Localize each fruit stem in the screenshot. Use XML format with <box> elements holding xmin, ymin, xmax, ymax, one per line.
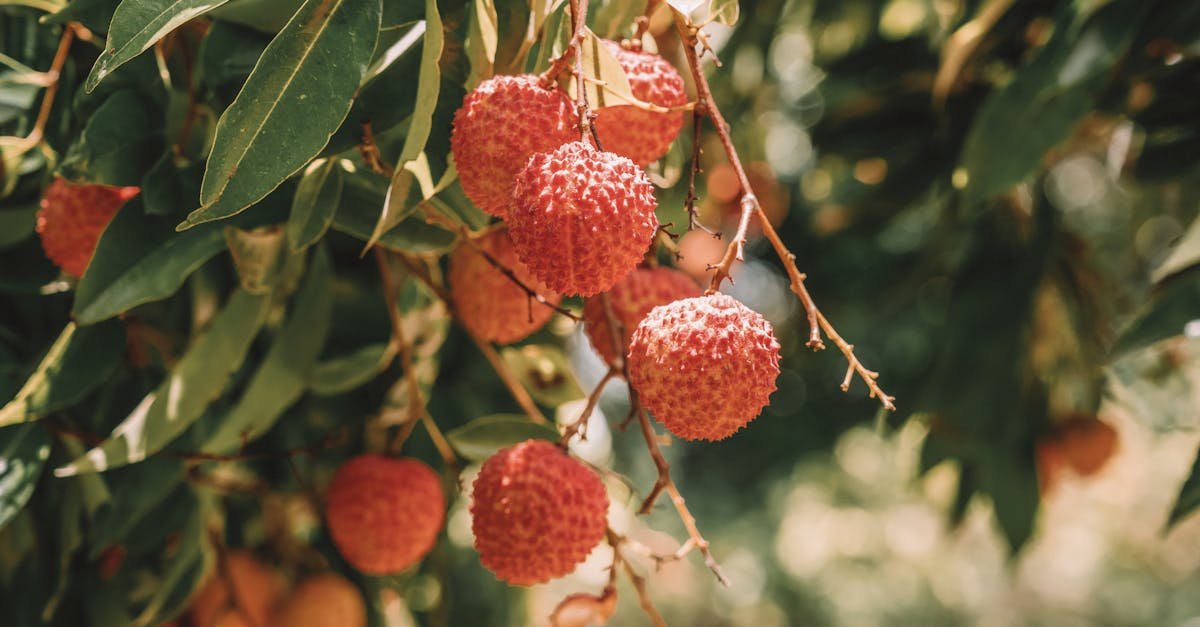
<box><xmin>560</xmin><ymin>367</ymin><xmax>618</xmax><ymax>445</ymax></box>
<box><xmin>606</xmin><ymin>529</ymin><xmax>669</xmax><ymax>627</ymax></box>
<box><xmin>673</xmin><ymin>13</ymin><xmax>897</xmax><ymax>412</ymax></box>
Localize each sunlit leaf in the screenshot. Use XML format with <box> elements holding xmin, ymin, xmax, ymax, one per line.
<box><xmin>0</xmin><ymin>424</ymin><xmax>51</xmax><ymax>530</ymax></box>
<box><xmin>445</xmin><ymin>414</ymin><xmax>559</xmax><ymax>462</ymax></box>
<box><xmin>287</xmin><ymin>157</ymin><xmax>342</xmax><ymax>252</ymax></box>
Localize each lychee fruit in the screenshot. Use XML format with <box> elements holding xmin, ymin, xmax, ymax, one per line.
<box><xmin>269</xmin><ymin>573</ymin><xmax>366</xmax><ymax>627</ymax></box>
<box><xmin>1057</xmin><ymin>416</ymin><xmax>1118</xmax><ymax>476</ymax></box>
<box><xmin>36</xmin><ymin>177</ymin><xmax>139</xmax><ymax>278</ymax></box>
<box><xmin>627</xmin><ymin>294</ymin><xmax>781</xmax><ymax>441</ymax></box>
<box><xmin>450</xmin><ymin>74</ymin><xmax>579</xmax><ymax>217</ymax></box>
<box><xmin>470</xmin><ymin>439</ymin><xmax>608</xmax><ymax>586</ymax></box>
<box><xmin>593</xmin><ymin>40</ymin><xmax>687</xmax><ymax>166</ymax></box>
<box><xmin>187</xmin><ymin>550</ymin><xmax>285</xmax><ymax>627</ymax></box>
<box><xmin>448</xmin><ymin>227</ymin><xmax>563</xmax><ymax>344</ymax></box>
<box><xmin>509</xmin><ymin>141</ymin><xmax>658</xmax><ymax>297</ymax></box>
<box><xmin>583</xmin><ymin>267</ymin><xmax>700</xmax><ymax>366</ymax></box>
<box><xmin>324</xmin><ymin>455</ymin><xmax>445</xmax><ymax>575</ymax></box>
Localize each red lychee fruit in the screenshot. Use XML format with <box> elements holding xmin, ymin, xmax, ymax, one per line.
<box><xmin>448</xmin><ymin>227</ymin><xmax>562</xmax><ymax>344</ymax></box>
<box><xmin>450</xmin><ymin>74</ymin><xmax>579</xmax><ymax>218</ymax></box>
<box><xmin>509</xmin><ymin>141</ymin><xmax>658</xmax><ymax>297</ymax></box>
<box><xmin>470</xmin><ymin>439</ymin><xmax>608</xmax><ymax>586</ymax></box>
<box><xmin>269</xmin><ymin>573</ymin><xmax>366</xmax><ymax>627</ymax></box>
<box><xmin>324</xmin><ymin>455</ymin><xmax>445</xmax><ymax>575</ymax></box>
<box><xmin>627</xmin><ymin>294</ymin><xmax>781</xmax><ymax>441</ymax></box>
<box><xmin>583</xmin><ymin>267</ymin><xmax>700</xmax><ymax>366</ymax></box>
<box><xmin>593</xmin><ymin>41</ymin><xmax>687</xmax><ymax>166</ymax></box>
<box><xmin>1057</xmin><ymin>416</ymin><xmax>1118</xmax><ymax>476</ymax></box>
<box><xmin>36</xmin><ymin>177</ymin><xmax>139</xmax><ymax>278</ymax></box>
<box><xmin>188</xmin><ymin>551</ymin><xmax>285</xmax><ymax>627</ymax></box>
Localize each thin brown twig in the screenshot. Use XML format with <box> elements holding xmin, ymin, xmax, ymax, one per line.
<box><xmin>684</xmin><ymin>109</ymin><xmax>717</xmax><ymax>235</ymax></box>
<box><xmin>560</xmin><ymin>367</ymin><xmax>618</xmax><ymax>444</ymax></box>
<box><xmin>607</xmin><ymin>529</ymin><xmax>668</xmax><ymax>627</ymax></box>
<box><xmin>673</xmin><ymin>14</ymin><xmax>896</xmax><ymax>411</ymax></box>
<box><xmin>359</xmin><ymin>121</ymin><xmax>395</xmax><ymax>178</ymax></box>
<box><xmin>538</xmin><ymin>0</ymin><xmax>590</xmax><ymax>88</ymax></box>
<box><xmin>461</xmin><ymin>227</ymin><xmax>580</xmax><ymax>321</ymax></box>
<box><xmin>420</xmin><ymin>411</ymin><xmax>460</xmax><ymax>476</ymax></box>
<box><xmin>13</xmin><ymin>24</ymin><xmax>75</xmax><ymax>152</ymax></box>
<box><xmin>375</xmin><ymin>248</ymin><xmax>429</xmax><ymax>456</ymax></box>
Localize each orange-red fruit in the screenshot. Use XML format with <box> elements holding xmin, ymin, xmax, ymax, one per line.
<box><xmin>509</xmin><ymin>141</ymin><xmax>658</xmax><ymax>297</ymax></box>
<box><xmin>269</xmin><ymin>573</ymin><xmax>366</xmax><ymax>627</ymax></box>
<box><xmin>188</xmin><ymin>551</ymin><xmax>285</xmax><ymax>627</ymax></box>
<box><xmin>583</xmin><ymin>267</ymin><xmax>700</xmax><ymax>366</ymax></box>
<box><xmin>594</xmin><ymin>41</ymin><xmax>687</xmax><ymax>166</ymax></box>
<box><xmin>325</xmin><ymin>455</ymin><xmax>445</xmax><ymax>575</ymax></box>
<box><xmin>36</xmin><ymin>178</ymin><xmax>139</xmax><ymax>278</ymax></box>
<box><xmin>627</xmin><ymin>294</ymin><xmax>781</xmax><ymax>441</ymax></box>
<box><xmin>1057</xmin><ymin>417</ymin><xmax>1118</xmax><ymax>476</ymax></box>
<box><xmin>450</xmin><ymin>74</ymin><xmax>578</xmax><ymax>217</ymax></box>
<box><xmin>471</xmin><ymin>439</ymin><xmax>608</xmax><ymax>586</ymax></box>
<box><xmin>448</xmin><ymin>228</ymin><xmax>562</xmax><ymax>344</ymax></box>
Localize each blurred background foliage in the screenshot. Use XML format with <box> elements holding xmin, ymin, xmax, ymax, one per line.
<box><xmin>0</xmin><ymin>0</ymin><xmax>1199</xmax><ymax>625</ymax></box>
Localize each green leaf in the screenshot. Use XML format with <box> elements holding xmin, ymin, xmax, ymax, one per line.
<box><xmin>141</xmin><ymin>152</ymin><xmax>203</xmax><ymax>217</ymax></box>
<box><xmin>0</xmin><ymin>205</ymin><xmax>38</xmax><ymax>250</ymax></box>
<box><xmin>466</xmin><ymin>0</ymin><xmax>497</xmax><ymax>85</ymax></box>
<box><xmin>333</xmin><ymin>172</ymin><xmax>458</xmax><ymax>252</ymax></box>
<box><xmin>1153</xmin><ymin>214</ymin><xmax>1200</xmax><ymax>284</ymax></box>
<box><xmin>1168</xmin><ymin>445</ymin><xmax>1200</xmax><ymax>529</ymax></box>
<box><xmin>208</xmin><ymin>0</ymin><xmax>304</xmax><ymax>33</ymax></box>
<box><xmin>980</xmin><ymin>450</ymin><xmax>1039</xmax><ymax>551</ymax></box>
<box><xmin>309</xmin><ymin>342</ymin><xmax>394</xmax><ymax>396</ymax></box>
<box><xmin>74</xmin><ymin>198</ymin><xmax>227</xmax><ymax>325</ymax></box>
<box><xmin>84</xmin><ymin>0</ymin><xmax>235</xmax><ymax>92</ymax></box>
<box><xmin>960</xmin><ymin>0</ymin><xmax>1149</xmax><ymax>204</ymax></box>
<box><xmin>86</xmin><ymin>458</ymin><xmax>184</xmax><ymax>556</ymax></box>
<box><xmin>501</xmin><ymin>344</ymin><xmax>584</xmax><ymax>407</ymax></box>
<box><xmin>131</xmin><ymin>491</ymin><xmax>207</xmax><ymax>627</ymax></box>
<box><xmin>59</xmin><ymin>90</ymin><xmax>162</xmax><ymax>186</ymax></box>
<box><xmin>0</xmin><ymin>424</ymin><xmax>51</xmax><ymax>530</ymax></box>
<box><xmin>182</xmin><ymin>0</ymin><xmax>382</xmax><ymax>228</ymax></box>
<box><xmin>445</xmin><ymin>414</ymin><xmax>559</xmax><ymax>462</ymax></box>
<box><xmin>223</xmin><ymin>225</ymin><xmax>286</xmax><ymax>294</ymax></box>
<box><xmin>366</xmin><ymin>0</ymin><xmax>442</xmax><ymax>250</ymax></box>
<box><xmin>56</xmin><ymin>289</ymin><xmax>271</xmax><ymax>476</ymax></box>
<box><xmin>1112</xmin><ymin>266</ymin><xmax>1200</xmax><ymax>356</ymax></box>
<box><xmin>200</xmin><ymin>246</ymin><xmax>333</xmax><ymax>452</ymax></box>
<box><xmin>197</xmin><ymin>20</ymin><xmax>270</xmax><ymax>90</ymax></box>
<box><xmin>287</xmin><ymin>157</ymin><xmax>342</xmax><ymax>252</ymax></box>
<box><xmin>0</xmin><ymin>321</ymin><xmax>127</xmax><ymax>427</ymax></box>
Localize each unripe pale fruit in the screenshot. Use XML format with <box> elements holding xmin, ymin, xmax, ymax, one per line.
<box><xmin>583</xmin><ymin>267</ymin><xmax>700</xmax><ymax>366</ymax></box>
<box><xmin>448</xmin><ymin>228</ymin><xmax>562</xmax><ymax>344</ymax></box>
<box><xmin>36</xmin><ymin>178</ymin><xmax>139</xmax><ymax>278</ymax></box>
<box><xmin>509</xmin><ymin>141</ymin><xmax>658</xmax><ymax>297</ymax></box>
<box><xmin>470</xmin><ymin>439</ymin><xmax>608</xmax><ymax>586</ymax></box>
<box><xmin>593</xmin><ymin>41</ymin><xmax>687</xmax><ymax>166</ymax></box>
<box><xmin>627</xmin><ymin>294</ymin><xmax>781</xmax><ymax>441</ymax></box>
<box><xmin>269</xmin><ymin>573</ymin><xmax>366</xmax><ymax>627</ymax></box>
<box><xmin>325</xmin><ymin>455</ymin><xmax>445</xmax><ymax>575</ymax></box>
<box><xmin>187</xmin><ymin>551</ymin><xmax>285</xmax><ymax>627</ymax></box>
<box><xmin>450</xmin><ymin>74</ymin><xmax>578</xmax><ymax>217</ymax></box>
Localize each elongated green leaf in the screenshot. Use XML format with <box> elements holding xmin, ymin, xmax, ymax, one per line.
<box><xmin>182</xmin><ymin>0</ymin><xmax>382</xmax><ymax>228</ymax></box>
<box><xmin>287</xmin><ymin>157</ymin><xmax>342</xmax><ymax>251</ymax></box>
<box><xmin>0</xmin><ymin>206</ymin><xmax>37</xmax><ymax>249</ymax></box>
<box><xmin>59</xmin><ymin>90</ymin><xmax>162</xmax><ymax>186</ymax></box>
<box><xmin>86</xmin><ymin>458</ymin><xmax>184</xmax><ymax>556</ymax></box>
<box><xmin>201</xmin><ymin>247</ymin><xmax>332</xmax><ymax>452</ymax></box>
<box><xmin>223</xmin><ymin>225</ymin><xmax>286</xmax><ymax>294</ymax></box>
<box><xmin>309</xmin><ymin>342</ymin><xmax>394</xmax><ymax>395</ymax></box>
<box><xmin>1112</xmin><ymin>267</ymin><xmax>1200</xmax><ymax>356</ymax></box>
<box><xmin>0</xmin><ymin>321</ymin><xmax>126</xmax><ymax>427</ymax></box>
<box><xmin>85</xmin><ymin>0</ymin><xmax>234</xmax><ymax>92</ymax></box>
<box><xmin>74</xmin><ymin>198</ymin><xmax>226</xmax><ymax>324</ymax></box>
<box><xmin>446</xmin><ymin>414</ymin><xmax>559</xmax><ymax>462</ymax></box>
<box><xmin>56</xmin><ymin>289</ymin><xmax>271</xmax><ymax>476</ymax></box>
<box><xmin>365</xmin><ymin>0</ymin><xmax>442</xmax><ymax>250</ymax></box>
<box><xmin>466</xmin><ymin>0</ymin><xmax>497</xmax><ymax>85</ymax></box>
<box><xmin>333</xmin><ymin>173</ymin><xmax>458</xmax><ymax>252</ymax></box>
<box><xmin>961</xmin><ymin>0</ymin><xmax>1149</xmax><ymax>204</ymax></box>
<box><xmin>1168</xmin><ymin>445</ymin><xmax>1200</xmax><ymax>529</ymax></box>
<box><xmin>0</xmin><ymin>424</ymin><xmax>51</xmax><ymax>530</ymax></box>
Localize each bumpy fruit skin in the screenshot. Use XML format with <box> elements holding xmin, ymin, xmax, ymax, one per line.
<box><xmin>583</xmin><ymin>267</ymin><xmax>700</xmax><ymax>366</ymax></box>
<box><xmin>470</xmin><ymin>439</ymin><xmax>608</xmax><ymax>586</ymax></box>
<box><xmin>269</xmin><ymin>573</ymin><xmax>366</xmax><ymax>627</ymax></box>
<box><xmin>450</xmin><ymin>74</ymin><xmax>578</xmax><ymax>217</ymax></box>
<box><xmin>627</xmin><ymin>294</ymin><xmax>781</xmax><ymax>441</ymax></box>
<box><xmin>36</xmin><ymin>178</ymin><xmax>139</xmax><ymax>278</ymax></box>
<box><xmin>509</xmin><ymin>141</ymin><xmax>658</xmax><ymax>297</ymax></box>
<box><xmin>188</xmin><ymin>551</ymin><xmax>285</xmax><ymax>627</ymax></box>
<box><xmin>593</xmin><ymin>41</ymin><xmax>687</xmax><ymax>166</ymax></box>
<box><xmin>325</xmin><ymin>455</ymin><xmax>445</xmax><ymax>575</ymax></box>
<box><xmin>448</xmin><ymin>228</ymin><xmax>562</xmax><ymax>344</ymax></box>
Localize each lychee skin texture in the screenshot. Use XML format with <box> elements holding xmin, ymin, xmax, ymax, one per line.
<box><xmin>450</xmin><ymin>74</ymin><xmax>578</xmax><ymax>218</ymax></box>
<box><xmin>509</xmin><ymin>141</ymin><xmax>658</xmax><ymax>297</ymax></box>
<box><xmin>36</xmin><ymin>178</ymin><xmax>139</xmax><ymax>278</ymax></box>
<box><xmin>188</xmin><ymin>551</ymin><xmax>285</xmax><ymax>627</ymax></box>
<box><xmin>583</xmin><ymin>267</ymin><xmax>700</xmax><ymax>366</ymax></box>
<box><xmin>593</xmin><ymin>41</ymin><xmax>687</xmax><ymax>166</ymax></box>
<box><xmin>325</xmin><ymin>455</ymin><xmax>445</xmax><ymax>575</ymax></box>
<box><xmin>627</xmin><ymin>294</ymin><xmax>781</xmax><ymax>441</ymax></box>
<box><xmin>269</xmin><ymin>573</ymin><xmax>366</xmax><ymax>627</ymax></box>
<box><xmin>448</xmin><ymin>228</ymin><xmax>562</xmax><ymax>344</ymax></box>
<box><xmin>470</xmin><ymin>439</ymin><xmax>608</xmax><ymax>586</ymax></box>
